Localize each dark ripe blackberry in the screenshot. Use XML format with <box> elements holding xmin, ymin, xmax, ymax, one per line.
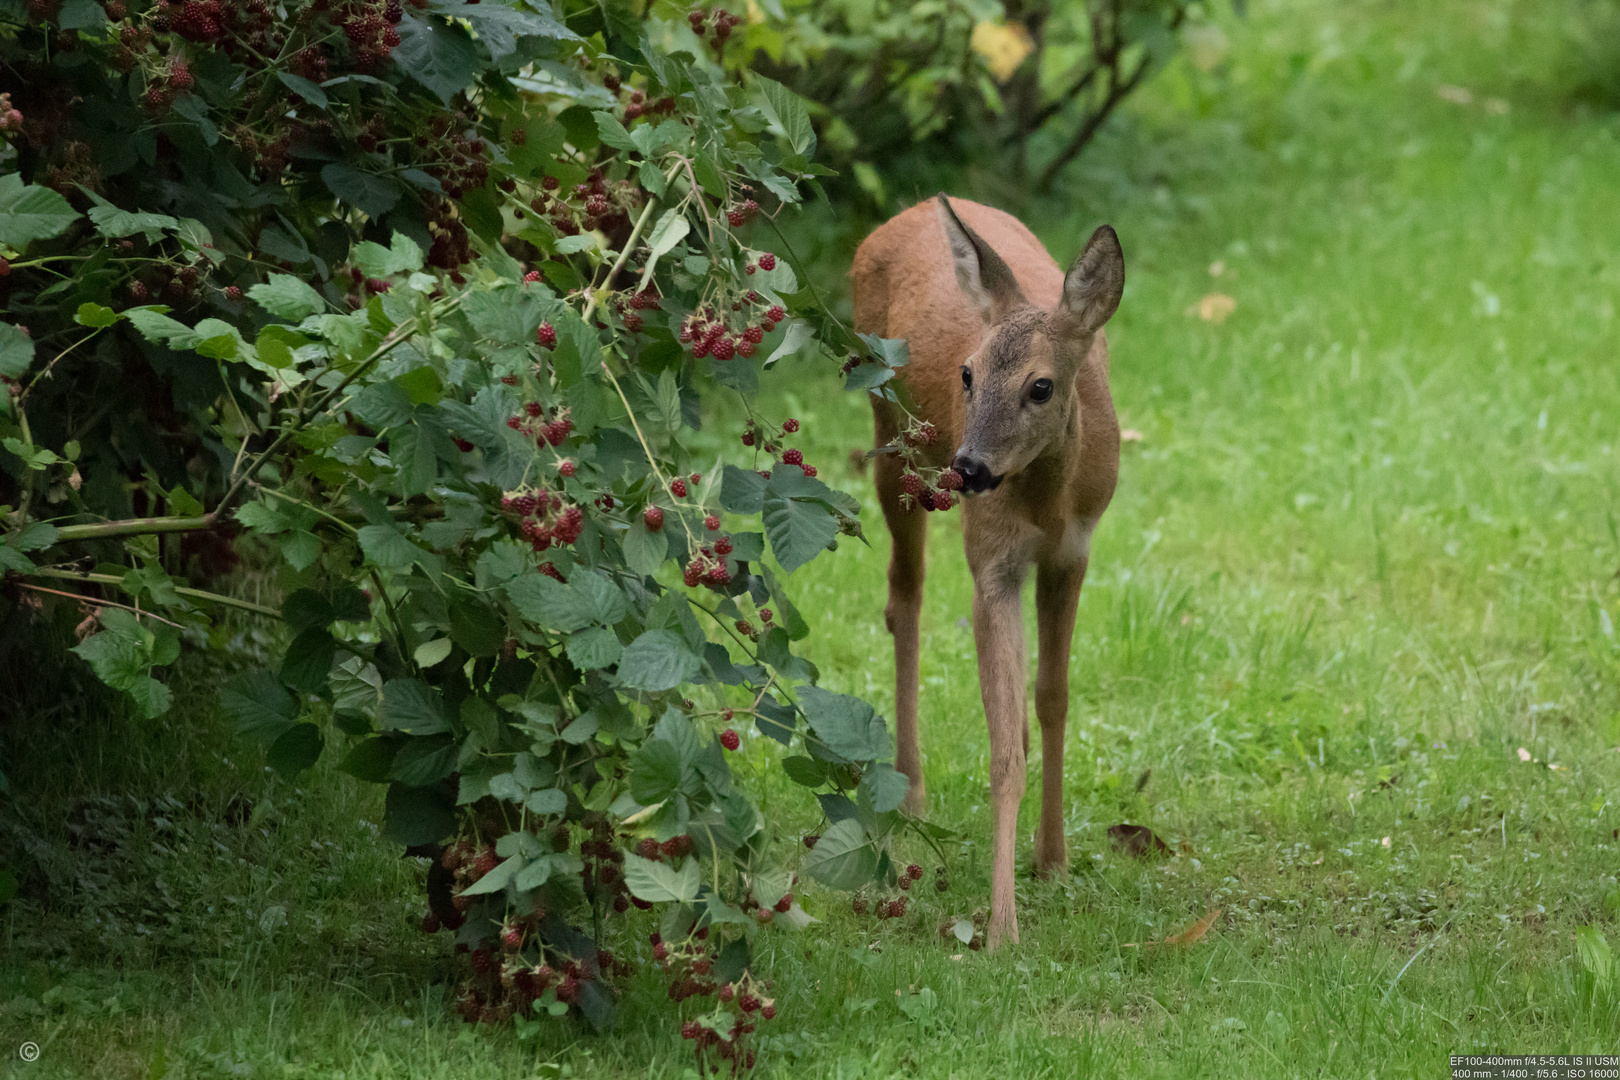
<box><xmin>384</xmin><ymin>0</ymin><xmax>401</xmax><ymax>19</ymax></box>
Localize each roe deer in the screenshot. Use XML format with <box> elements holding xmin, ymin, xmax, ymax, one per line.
<box><xmin>852</xmin><ymin>195</ymin><xmax>1124</xmax><ymax>947</ymax></box>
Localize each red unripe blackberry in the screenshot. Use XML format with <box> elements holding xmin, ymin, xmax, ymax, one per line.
<box><xmin>474</xmin><ymin>849</ymin><xmax>498</xmax><ymax>877</ymax></box>
<box><xmin>781</xmin><ymin>418</ymin><xmax>799</xmax><ymax>433</ymax></box>
<box><xmin>851</xmin><ymin>895</ymin><xmax>867</xmax><ymax>914</ymax></box>
<box><xmin>759</xmin><ymin>608</ymin><xmax>774</xmax><ymax>623</ymax></box>
<box><xmin>168</xmin><ymin>59</ymin><xmax>193</xmax><ymax>89</ymax></box>
<box><xmin>782</xmin><ymin>448</ymin><xmax>803</xmax><ymax>466</ymax></box>
<box><xmin>727</xmin><ymin>209</ymin><xmax>745</xmax><ymax>227</ymax></box>
<box><xmin>904</xmin><ymin>474</ymin><xmax>927</xmax><ymax>497</ymax></box>
<box><xmin>740</xmin><ymin>992</ymin><xmax>762</xmax><ymax>1012</ymax></box>
<box><xmin>556</xmin><ymin>976</ymin><xmax>578</xmax><ymax>1003</ymax></box>
<box><xmin>720</xmin><ymin>728</ymin><xmax>740</xmax><ymax>751</ymax></box>
<box><xmin>766</xmin><ymin>304</ymin><xmax>785</xmax><ymax>323</ymax></box>
<box><xmin>774</xmin><ymin>893</ymin><xmax>793</xmax><ymax>913</ymax></box>
<box><xmin>502</xmin><ymin>925</ymin><xmax>523</xmax><ymax>950</ymax></box>
<box><xmin>692</xmin><ymin>472</ymin><xmax>702</xmax><ymax>485</ymax></box>
<box><xmin>653</xmin><ymin>941</ymin><xmax>670</xmax><ymax>962</ymax></box>
<box><xmin>471</xmin><ymin>948</ymin><xmax>494</xmax><ymax>974</ymax></box>
<box><xmin>757</xmin><ymin>253</ymin><xmax>776</xmax><ymax>271</ymax></box>
<box><xmin>892</xmin><ymin>896</ymin><xmax>908</xmax><ymax>916</ymax></box>
<box><xmin>741</xmin><ymin>430</ymin><xmax>755</xmax><ymax>446</ymax></box>
<box><xmin>907</xmin><ymin>863</ymin><xmax>923</xmax><ymax>880</ymax></box>
<box><xmin>704</xmin><ymin>514</ymin><xmax>721</xmax><ymax>531</ymax></box>
<box><xmin>711</xmin><ymin>336</ymin><xmax>735</xmax><ymax>361</ymax></box>
<box><xmin>737</xmin><ymin>340</ymin><xmax>756</xmax><ymax>358</ymax></box>
<box><xmin>537</xmin><ymin>322</ymin><xmax>556</xmax><ymax>348</ymax></box>
<box><xmin>714</xmin><ymin>537</ymin><xmax>733</xmax><ymax>555</ymax></box>
<box><xmin>637</xmin><ymin>837</ymin><xmax>660</xmax><ymax>859</ymax></box>
<box><xmin>623</xmin><ymin>312</ymin><xmax>642</xmax><ymax>333</ymax></box>
<box><xmin>683</xmin><ymin>561</ymin><xmax>702</xmax><ymax>588</ymax></box>
<box><xmin>441</xmin><ymin>846</ymin><xmax>464</xmax><ymax>871</ymax></box>
<box><xmin>506</xmin><ymin>416</ymin><xmax>521</xmax><ymax>430</ymax></box>
<box><xmin>558</xmin><ymin>460</ymin><xmax>575</xmax><ymax>478</ymax></box>
<box><xmin>670</xmin><ymin>477</ymin><xmax>688</xmax><ymax>497</ymax></box>
<box><xmin>224</xmin><ymin>285</ymin><xmax>242</xmax><ymax>300</ymax></box>
<box><xmin>803</xmin><ymin>833</ymin><xmax>819</xmax><ymax>849</ymax></box>
<box><xmin>365</xmin><ymin>277</ymin><xmax>389</xmax><ymax>294</ymax></box>
<box><xmin>718</xmin><ymin>983</ymin><xmax>735</xmax><ymax>1002</ymax></box>
<box><xmin>735</xmin><ymin>619</ymin><xmax>753</xmax><ymax>635</ymax></box>
<box><xmin>524</xmin><ymin>270</ymin><xmax>541</xmax><ymax>282</ymax></box>
<box><xmin>940</xmin><ymin>468</ymin><xmax>964</xmax><ymax>491</ymax></box>
<box><xmin>803</xmin><ymin>464</ymin><xmax>817</xmax><ymax>477</ymax></box>
<box><xmin>762</xmin><ymin>1002</ymin><xmax>777</xmax><ymax>1020</ymax></box>
<box><xmin>524</xmin><ymin>401</ymin><xmax>544</xmax><ymax>418</ymax></box>
<box><xmin>421</xmin><ymin>913</ymin><xmax>440</xmax><ymax>933</ymax></box>
<box><xmin>754</xmin><ymin>907</ymin><xmax>773</xmax><ymax>924</ymax></box>
<box><xmin>706</xmin><ymin>563</ymin><xmax>731</xmax><ymax>585</ymax></box>
<box><xmin>644</xmin><ymin>506</ymin><xmax>664</xmax><ymax>531</ymax></box>
<box><xmin>745</xmin><ymin>263</ymin><xmax>756</xmax><ymax>275</ymax></box>
<box><xmin>681</xmin><ymin>1020</ymin><xmax>699</xmax><ymax>1040</ymax></box>
<box><xmin>899</xmin><ymin>876</ymin><xmax>912</xmax><ymax>891</ymax></box>
<box><xmin>934</xmin><ymin>491</ymin><xmax>954</xmax><ymax>510</ymax></box>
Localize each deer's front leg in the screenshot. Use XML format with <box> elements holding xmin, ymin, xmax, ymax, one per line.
<box><xmin>972</xmin><ymin>570</ymin><xmax>1028</xmax><ymax>949</ymax></box>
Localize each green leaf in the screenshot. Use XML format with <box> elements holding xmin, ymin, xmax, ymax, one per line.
<box><xmin>568</xmin><ymin>626</ymin><xmax>622</xmax><ymax>670</ymax></box>
<box><xmin>800</xmin><ymin>685</ymin><xmax>891</xmax><ymax>762</ymax></box>
<box><xmin>249</xmin><ymin>274</ymin><xmax>327</xmax><ymax>321</ymax></box>
<box><xmin>753</xmin><ymin>73</ymin><xmax>816</xmax><ymax>158</ymax></box>
<box><xmin>637</xmin><ymin>209</ymin><xmax>690</xmax><ymax>291</ymax></box>
<box><xmin>393</xmin><ymin>13</ymin><xmax>481</xmax><ymax>103</ymax></box>
<box><xmin>277</xmin><ymin>71</ymin><xmax>328</xmax><ymax>108</ymax></box>
<box><xmin>622</xmin><ymin>519</ymin><xmax>668</xmax><ymax>577</ymax></box>
<box><xmin>594</xmin><ymin>111</ymin><xmax>637</xmax><ymax>151</ymax></box>
<box><xmin>449</xmin><ymin>599</ymin><xmax>504</xmax><ymax>658</ymax></box>
<box><xmin>267</xmin><ymin>723</ymin><xmax>324</xmax><ymax>778</ymax></box>
<box><xmin>721</xmin><ymin>465</ymin><xmax>766</xmax><ymax>515</ymax></box>
<box><xmin>353</xmin><ymin>232</ymin><xmax>424</xmax><ymax>278</ymax></box>
<box><xmin>74</xmin><ymin>302</ymin><xmax>120</xmax><ymax>329</ymax></box>
<box><xmin>4</xmin><ymin>521</ymin><xmax>59</xmax><ymax>552</ymax></box>
<box><xmin>628</xmin><ymin>738</ymin><xmax>683</xmax><ymax>803</ymax></box>
<box><xmin>281</xmin><ymin>588</ymin><xmax>335</xmax><ymax>632</ymax></box>
<box><xmin>358</xmin><ymin>523</ymin><xmax>420</xmax><ymax>568</ymax></box>
<box><xmin>280</xmin><ymin>626</ymin><xmax>335</xmax><ymax>692</ymax></box>
<box><xmin>622</xmin><ymin>853</ymin><xmax>701</xmax><ymax>903</ymax></box>
<box><xmin>84</xmin><ymin>195</ymin><xmax>178</xmax><ymax>242</ymax></box>
<box><xmin>321</xmin><ymin>163</ymin><xmax>402</xmax><ymax>219</ymax></box>
<box><xmin>0</xmin><ymin>322</ymin><xmax>35</xmax><ymax>379</ymax></box>
<box><xmin>388</xmin><ymin>735</ymin><xmax>458</xmax><ymax>785</ymax></box>
<box><xmin>504</xmin><ymin>572</ymin><xmax>595</xmax><ymax>633</ymax></box>
<box><xmin>0</xmin><ymin>173</ymin><xmax>81</xmax><ymax>248</ymax></box>
<box><xmin>1577</xmin><ymin>925</ymin><xmax>1614</xmax><ymax>992</ymax></box>
<box><xmin>58</xmin><ymin>0</ymin><xmax>107</xmax><ymax>30</ymax></box>
<box><xmin>781</xmin><ymin>755</ymin><xmax>830</xmax><ymax>787</ymax></box>
<box><xmin>525</xmin><ymin>787</ymin><xmax>567</xmax><ymax>816</ymax></box>
<box><xmin>800</xmin><ymin>817</ymin><xmax>879</xmax><ymax>891</ymax></box>
<box><xmin>220</xmin><ymin>670</ymin><xmax>299</xmax><ymax>740</ymax></box>
<box><xmin>461</xmin><ymin>855</ymin><xmax>524</xmax><ymax>897</ymax></box>
<box><xmin>765</xmin><ymin>318</ymin><xmax>814</xmax><ymax>367</ymax></box>
<box><xmin>339</xmin><ymin>736</ymin><xmax>401</xmax><ymax>782</ymax></box>
<box><xmin>383</xmin><ymin>784</ymin><xmax>455</xmax><ymax>845</ymax></box>
<box><xmin>380</xmin><ymin>678</ymin><xmax>453</xmax><ymax>735</ymax></box>
<box><xmin>617</xmin><ymin>630</ymin><xmax>701</xmax><ymax>692</ymax></box>
<box><xmin>763</xmin><ymin>474</ymin><xmax>839</xmax><ymax>573</ymax></box>
<box><xmin>858</xmin><ymin>763</ymin><xmax>911</xmax><ymax>813</ymax></box>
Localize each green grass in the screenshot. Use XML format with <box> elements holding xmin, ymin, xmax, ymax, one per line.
<box><xmin>6</xmin><ymin>1</ymin><xmax>1620</xmax><ymax>1076</ymax></box>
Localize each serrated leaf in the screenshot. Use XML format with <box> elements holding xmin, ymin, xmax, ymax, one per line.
<box><xmin>220</xmin><ymin>670</ymin><xmax>299</xmax><ymax>740</ymax></box>
<box><xmin>353</xmin><ymin>232</ymin><xmax>424</xmax><ymax>277</ymax></box>
<box><xmin>800</xmin><ymin>685</ymin><xmax>891</xmax><ymax>762</ymax></box>
<box><xmin>622</xmin><ymin>852</ymin><xmax>700</xmax><ymax>903</ymax></box>
<box><xmin>460</xmin><ymin>854</ymin><xmax>523</xmax><ymax>896</ymax></box>
<box><xmin>277</xmin><ymin>71</ymin><xmax>328</xmax><ymax>108</ymax></box>
<box><xmin>393</xmin><ymin>13</ymin><xmax>480</xmax><ymax>103</ymax></box>
<box><xmin>380</xmin><ymin>678</ymin><xmax>452</xmax><ymax>734</ymax></box>
<box><xmin>858</xmin><ymin>763</ymin><xmax>911</xmax><ymax>813</ymax></box>
<box><xmin>637</xmin><ymin>208</ymin><xmax>690</xmax><ymax>291</ymax></box>
<box><xmin>267</xmin><ymin>722</ymin><xmax>324</xmax><ymax>778</ymax></box>
<box><xmin>622</xmin><ymin>519</ymin><xmax>668</xmax><ymax>576</ymax></box>
<box><xmin>753</xmin><ymin>73</ymin><xmax>816</xmax><ymax>158</ymax></box>
<box><xmin>249</xmin><ymin>274</ymin><xmax>327</xmax><ymax>321</ymax></box>
<box><xmin>0</xmin><ymin>322</ymin><xmax>35</xmax><ymax>379</ymax></box>
<box><xmin>321</xmin><ymin>163</ymin><xmax>402</xmax><ymax>219</ymax></box>
<box><xmin>74</xmin><ymin>302</ymin><xmax>120</xmax><ymax>328</ymax></box>
<box><xmin>358</xmin><ymin>523</ymin><xmax>420</xmax><ymax>568</ymax></box>
<box><xmin>765</xmin><ymin>318</ymin><xmax>814</xmax><ymax>367</ymax></box>
<box><xmin>801</xmin><ymin>817</ymin><xmax>879</xmax><ymax>891</ymax></box>
<box><xmin>617</xmin><ymin>629</ymin><xmax>701</xmax><ymax>692</ymax></box>
<box><xmin>763</xmin><ymin>479</ymin><xmax>839</xmax><ymax>573</ymax></box>
<box><xmin>567</xmin><ymin>626</ymin><xmax>622</xmax><ymax>670</ymax></box>
<box><xmin>0</xmin><ymin>173</ymin><xmax>81</xmax><ymax>249</ymax></box>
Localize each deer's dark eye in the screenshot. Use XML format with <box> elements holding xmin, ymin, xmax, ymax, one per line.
<box><xmin>961</xmin><ymin>366</ymin><xmax>973</xmax><ymax>392</ymax></box>
<box><xmin>1030</xmin><ymin>378</ymin><xmax>1054</xmax><ymax>403</ymax></box>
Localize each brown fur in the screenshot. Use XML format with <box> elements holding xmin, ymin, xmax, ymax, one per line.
<box><xmin>852</xmin><ymin>196</ymin><xmax>1123</xmax><ymax>948</ymax></box>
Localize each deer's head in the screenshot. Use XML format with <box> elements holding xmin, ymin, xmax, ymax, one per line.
<box><xmin>935</xmin><ymin>195</ymin><xmax>1124</xmax><ymax>493</ymax></box>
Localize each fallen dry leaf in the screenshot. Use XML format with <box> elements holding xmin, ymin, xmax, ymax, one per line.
<box><xmin>1162</xmin><ymin>907</ymin><xmax>1221</xmax><ymax>946</ymax></box>
<box><xmin>1191</xmin><ymin>293</ymin><xmax>1236</xmax><ymax>323</ymax></box>
<box><xmin>1108</xmin><ymin>823</ymin><xmax>1171</xmax><ymax>859</ymax></box>
<box><xmin>970</xmin><ymin>20</ymin><xmax>1034</xmax><ymax>83</ymax></box>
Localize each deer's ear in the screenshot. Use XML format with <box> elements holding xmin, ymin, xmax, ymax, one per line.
<box><xmin>1058</xmin><ymin>225</ymin><xmax>1125</xmax><ymax>336</ymax></box>
<box><xmin>935</xmin><ymin>194</ymin><xmax>1026</xmax><ymax>322</ymax></box>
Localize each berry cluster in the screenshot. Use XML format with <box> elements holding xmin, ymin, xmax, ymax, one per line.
<box><xmin>500</xmin><ymin>487</ymin><xmax>583</xmax><ymax>553</ymax></box>
<box><xmin>682</xmin><ymin>543</ymin><xmax>733</xmax><ymax>589</ymax></box>
<box><xmin>655</xmin><ymin>926</ymin><xmax>778</xmax><ymax>1073</ymax></box>
<box><xmin>419</xmin><ymin>120</ymin><xmax>488</xmax><ymax>200</ymax></box>
<box><xmin>899</xmin><ymin>466</ymin><xmax>961</xmax><ymax>513</ymax></box>
<box><xmin>0</xmin><ymin>93</ymin><xmax>24</xmax><ymax>134</ymax></box>
<box><xmin>937</xmin><ymin>908</ymin><xmax>987</xmax><ymax>952</ymax></box>
<box><xmin>527</xmin><ymin>167</ymin><xmax>636</xmax><ymax>239</ymax></box>
<box><xmin>679</xmin><ymin>297</ymin><xmax>782</xmax><ymax>361</ymax></box>
<box><xmin>686</xmin><ymin>6</ymin><xmax>743</xmax><ymax>54</ymax></box>
<box><xmin>503</xmin><ymin>403</ymin><xmax>574</xmax><ymax>447</ymax></box>
<box><xmin>580</xmin><ymin>833</ymin><xmax>635</xmax><ymax>914</ymax></box>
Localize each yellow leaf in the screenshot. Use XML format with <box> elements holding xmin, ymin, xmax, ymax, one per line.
<box><xmin>970</xmin><ymin>21</ymin><xmax>1034</xmax><ymax>84</ymax></box>
<box><xmin>1191</xmin><ymin>293</ymin><xmax>1237</xmax><ymax>323</ymax></box>
<box><xmin>1162</xmin><ymin>907</ymin><xmax>1221</xmax><ymax>946</ymax></box>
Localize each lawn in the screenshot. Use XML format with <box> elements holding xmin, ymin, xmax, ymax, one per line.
<box><xmin>4</xmin><ymin>0</ymin><xmax>1620</xmax><ymax>1076</ymax></box>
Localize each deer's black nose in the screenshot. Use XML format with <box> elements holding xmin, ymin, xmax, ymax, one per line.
<box><xmin>951</xmin><ymin>453</ymin><xmax>1000</xmax><ymax>493</ymax></box>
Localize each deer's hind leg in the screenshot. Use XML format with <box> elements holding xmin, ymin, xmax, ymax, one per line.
<box><xmin>874</xmin><ymin>416</ymin><xmax>928</xmax><ymax>815</ymax></box>
<box><xmin>1032</xmin><ymin>551</ymin><xmax>1088</xmax><ymax>877</ymax></box>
